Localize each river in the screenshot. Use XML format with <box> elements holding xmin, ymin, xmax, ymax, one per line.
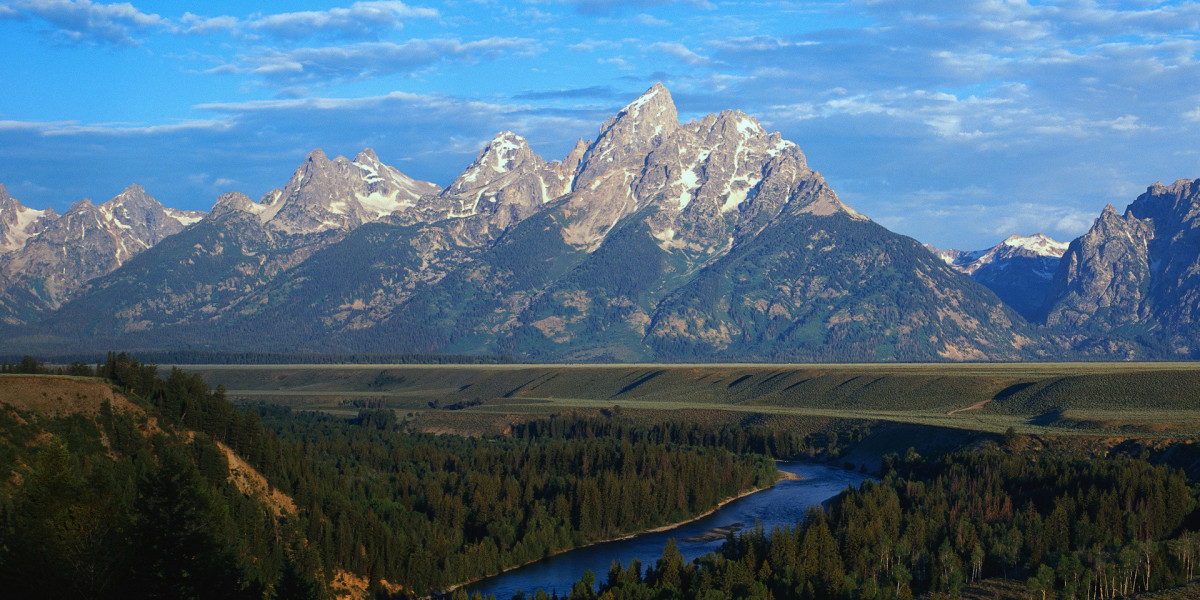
<box><xmin>463</xmin><ymin>462</ymin><xmax>868</xmax><ymax>600</ymax></box>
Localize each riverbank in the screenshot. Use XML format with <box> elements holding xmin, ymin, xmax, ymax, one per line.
<box><xmin>435</xmin><ymin>468</ymin><xmax>794</xmax><ymax>597</ymax></box>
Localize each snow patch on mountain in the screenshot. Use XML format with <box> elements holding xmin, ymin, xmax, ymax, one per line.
<box><xmin>165</xmin><ymin>207</ymin><xmax>204</xmax><ymax>227</ymax></box>
<box><xmin>1</xmin><ymin>199</ymin><xmax>55</xmax><ymax>253</ymax></box>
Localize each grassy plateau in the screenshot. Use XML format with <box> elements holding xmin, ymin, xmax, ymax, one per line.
<box><xmin>176</xmin><ymin>362</ymin><xmax>1200</xmax><ymax>438</ymax></box>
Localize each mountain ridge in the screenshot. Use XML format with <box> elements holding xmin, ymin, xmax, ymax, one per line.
<box><xmin>2</xmin><ymin>85</ymin><xmax>1198</xmax><ymax>361</ymax></box>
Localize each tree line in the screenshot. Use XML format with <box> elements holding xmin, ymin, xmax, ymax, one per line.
<box><xmin>256</xmin><ymin>409</ymin><xmax>778</xmax><ymax>594</ymax></box>
<box><xmin>567</xmin><ymin>448</ymin><xmax>1200</xmax><ymax>600</ymax></box>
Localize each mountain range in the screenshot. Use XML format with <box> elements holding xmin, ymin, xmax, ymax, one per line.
<box><xmin>1</xmin><ymin>84</ymin><xmax>1197</xmax><ymax>361</ymax></box>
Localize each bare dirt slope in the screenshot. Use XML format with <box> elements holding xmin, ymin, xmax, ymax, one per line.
<box><xmin>0</xmin><ymin>374</ymin><xmax>142</xmax><ymax>416</ymax></box>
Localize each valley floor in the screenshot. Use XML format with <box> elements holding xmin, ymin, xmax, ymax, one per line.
<box><xmin>179</xmin><ymin>361</ymin><xmax>1200</xmax><ymax>439</ymax></box>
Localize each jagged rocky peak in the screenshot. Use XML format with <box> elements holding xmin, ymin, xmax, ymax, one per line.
<box><xmin>209</xmin><ymin>191</ymin><xmax>268</xmax><ymax>220</ymax></box>
<box><xmin>253</xmin><ymin>147</ymin><xmax>441</xmax><ymax>234</ymax></box>
<box><xmin>89</xmin><ymin>184</ymin><xmax>198</xmax><ymax>245</ymax></box>
<box><xmin>1043</xmin><ymin>202</ymin><xmax>1153</xmax><ymax>328</ymax></box>
<box><xmin>562</xmin><ymin>138</ymin><xmax>590</xmax><ymax>176</ymax></box>
<box><xmin>445</xmin><ymin>132</ymin><xmax>545</xmax><ymax>196</ymax></box>
<box><xmin>0</xmin><ymin>184</ymin><xmax>199</xmax><ymax>321</ymax></box>
<box><xmin>1036</xmin><ymin>178</ymin><xmax>1200</xmax><ymax>355</ymax></box>
<box><xmin>934</xmin><ymin>233</ymin><xmax>1067</xmax><ymax>275</ymax></box>
<box><xmin>110</xmin><ymin>185</ymin><xmax>196</xmax><ymax>244</ymax></box>
<box><xmin>576</xmin><ymin>83</ymin><xmax>680</xmax><ymax>186</ymax></box>
<box><xmin>354</xmin><ymin>147</ymin><xmax>382</xmax><ymax>165</ymax></box>
<box><xmin>0</xmin><ymin>184</ymin><xmax>57</xmax><ymax>253</ymax></box>
<box><xmin>648</xmin><ymin>109</ymin><xmax>805</xmax><ymax>214</ymax></box>
<box><xmin>1090</xmin><ymin>203</ymin><xmax>1143</xmax><ymax>238</ymax></box>
<box><xmin>1127</xmin><ymin>178</ymin><xmax>1200</xmax><ymax>226</ymax></box>
<box><xmin>555</xmin><ymin>83</ymin><xmax>865</xmax><ymax>251</ymax></box>
<box><xmin>622</xmin><ymin>82</ymin><xmax>679</xmax><ymax>136</ymax></box>
<box><xmin>430</xmin><ymin>131</ymin><xmax>578</xmax><ymax>239</ymax></box>
<box><xmin>480</xmin><ymin>131</ymin><xmax>537</xmax><ymax>170</ymax></box>
<box><xmin>930</xmin><ymin>232</ymin><xmax>1069</xmax><ymax>321</ymax></box>
<box><xmin>351</xmin><ymin>147</ymin><xmax>441</xmax><ymax>206</ymax></box>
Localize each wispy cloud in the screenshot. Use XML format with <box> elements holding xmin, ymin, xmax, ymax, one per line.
<box><xmin>177</xmin><ymin>12</ymin><xmax>238</xmax><ymax>35</ymax></box>
<box><xmin>569</xmin><ymin>38</ymin><xmax>623</xmax><ymax>52</ymax></box>
<box><xmin>213</xmin><ymin>37</ymin><xmax>540</xmax><ymax>86</ymax></box>
<box><xmin>546</xmin><ymin>0</ymin><xmax>715</xmax><ymax>16</ymax></box>
<box><xmin>246</xmin><ymin>1</ymin><xmax>438</xmax><ymax>40</ymax></box>
<box><xmin>0</xmin><ymin>0</ymin><xmax>167</xmax><ymax>46</ymax></box>
<box><xmin>650</xmin><ymin>41</ymin><xmax>710</xmax><ymax>65</ymax></box>
<box><xmin>512</xmin><ymin>86</ymin><xmax>623</xmax><ymax>101</ymax></box>
<box><xmin>1</xmin><ymin>0</ymin><xmax>440</xmax><ymax>45</ymax></box>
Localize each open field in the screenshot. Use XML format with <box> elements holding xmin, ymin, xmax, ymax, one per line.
<box><xmin>175</xmin><ymin>362</ymin><xmax>1200</xmax><ymax>437</ymax></box>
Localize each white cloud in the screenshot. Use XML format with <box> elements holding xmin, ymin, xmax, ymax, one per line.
<box><xmin>178</xmin><ymin>12</ymin><xmax>238</xmax><ymax>35</ymax></box>
<box><xmin>247</xmin><ymin>1</ymin><xmax>438</xmax><ymax>40</ymax></box>
<box><xmin>1</xmin><ymin>1</ymin><xmax>441</xmax><ymax>44</ymax></box>
<box><xmin>40</xmin><ymin>119</ymin><xmax>232</xmax><ymax>136</ymax></box>
<box><xmin>649</xmin><ymin>41</ymin><xmax>710</xmax><ymax>65</ymax></box>
<box><xmin>599</xmin><ymin>56</ymin><xmax>633</xmax><ymax>70</ymax></box>
<box><xmin>217</xmin><ymin>37</ymin><xmax>540</xmax><ymax>86</ymax></box>
<box><xmin>1106</xmin><ymin>115</ymin><xmax>1142</xmax><ymax>132</ymax></box>
<box><xmin>707</xmin><ymin>35</ymin><xmax>815</xmax><ymax>52</ymax></box>
<box><xmin>1</xmin><ymin>0</ymin><xmax>168</xmax><ymax>45</ymax></box>
<box><xmin>568</xmin><ymin>38</ymin><xmax>622</xmax><ymax>52</ymax></box>
<box><xmin>547</xmin><ymin>0</ymin><xmax>714</xmax><ymax>15</ymax></box>
<box><xmin>630</xmin><ymin>13</ymin><xmax>668</xmax><ymax>26</ymax></box>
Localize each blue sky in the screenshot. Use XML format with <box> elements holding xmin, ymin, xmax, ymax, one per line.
<box><xmin>2</xmin><ymin>0</ymin><xmax>1199</xmax><ymax>250</ymax></box>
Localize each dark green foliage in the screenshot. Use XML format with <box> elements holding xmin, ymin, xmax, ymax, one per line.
<box><xmin>0</xmin><ymin>355</ymin><xmax>298</xmax><ymax>599</ymax></box>
<box><xmin>582</xmin><ymin>449</ymin><xmax>1200</xmax><ymax>600</ymax></box>
<box><xmin>0</xmin><ymin>354</ymin><xmax>94</xmax><ymax>375</ymax></box>
<box><xmin>0</xmin><ymin>441</ymin><xmax>126</xmax><ymax>599</ymax></box>
<box><xmin>0</xmin><ymin>355</ymin><xmax>50</xmax><ymax>374</ymax></box>
<box><xmin>4</xmin><ymin>354</ymin><xmax>800</xmax><ymax>598</ymax></box>
<box><xmin>499</xmin><ymin>216</ymin><xmax>672</xmax><ymax>360</ymax></box>
<box><xmin>125</xmin><ymin>442</ymin><xmax>255</xmax><ymax>599</ymax></box>
<box><xmin>509</xmin><ymin>414</ymin><xmax>808</xmax><ymax>459</ymax></box>
<box><xmin>256</xmin><ymin>409</ymin><xmax>777</xmax><ymax>595</ymax></box>
<box><xmin>274</xmin><ymin>556</ymin><xmax>321</xmax><ymax>600</ymax></box>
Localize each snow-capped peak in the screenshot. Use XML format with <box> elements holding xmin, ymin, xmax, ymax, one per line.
<box><xmin>935</xmin><ymin>233</ymin><xmax>1068</xmax><ymax>277</ymax></box>
<box><xmin>626</xmin><ymin>82</ymin><xmax>667</xmax><ymax>113</ymax></box>
<box><xmin>481</xmin><ymin>131</ymin><xmax>529</xmax><ymax>173</ymax></box>
<box><xmin>1001</xmin><ymin>233</ymin><xmax>1068</xmax><ymax>257</ymax></box>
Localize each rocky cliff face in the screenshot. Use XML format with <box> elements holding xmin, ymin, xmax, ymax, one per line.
<box><xmin>931</xmin><ymin>234</ymin><xmax>1068</xmax><ymax>321</ymax></box>
<box><xmin>1044</xmin><ymin>205</ymin><xmax>1153</xmax><ymax>328</ymax></box>
<box><xmin>0</xmin><ymin>185</ymin><xmax>57</xmax><ymax>254</ymax></box>
<box><xmin>418</xmin><ymin>131</ymin><xmax>580</xmax><ymax>245</ymax></box>
<box><xmin>217</xmin><ymin>148</ymin><xmax>442</xmax><ymax>235</ymax></box>
<box><xmin>1041</xmin><ymin>179</ymin><xmax>1200</xmax><ymax>357</ymax></box>
<box><xmin>0</xmin><ymin>184</ymin><xmax>202</xmax><ymax>324</ymax></box>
